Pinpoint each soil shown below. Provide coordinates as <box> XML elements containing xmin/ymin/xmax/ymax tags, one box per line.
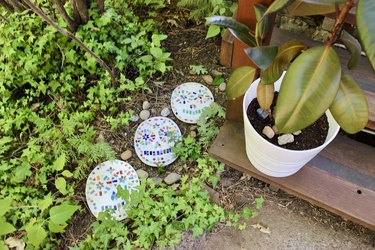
<box><xmin>247</xmin><ymin>93</ymin><xmax>329</xmax><ymax>150</ymax></box>
<box><xmin>62</xmin><ymin>1</ymin><xmax>375</xmax><ymax>249</ymax></box>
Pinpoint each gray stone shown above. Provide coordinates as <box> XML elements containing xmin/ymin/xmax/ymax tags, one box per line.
<box><xmin>96</xmin><ymin>132</ymin><xmax>106</xmax><ymax>143</ymax></box>
<box><xmin>142</xmin><ymin>101</ymin><xmax>151</xmax><ymax>110</ymax></box>
<box><xmin>189</xmin><ymin>130</ymin><xmax>197</xmax><ymax>138</ymax></box>
<box><xmin>161</xmin><ymin>107</ymin><xmax>171</xmax><ymax>117</ymax></box>
<box><xmin>130</xmin><ymin>115</ymin><xmax>139</xmax><ymax>122</ymax></box>
<box><xmin>120</xmin><ymin>150</ymin><xmax>132</xmax><ymax>161</ymax></box>
<box><xmin>202</xmin><ymin>75</ymin><xmax>213</xmax><ymax>85</ymax></box>
<box><xmin>151</xmin><ymin>177</ymin><xmax>162</xmax><ymax>186</ymax></box>
<box><xmin>171</xmin><ymin>183</ymin><xmax>180</xmax><ymax>190</ymax></box>
<box><xmin>278</xmin><ymin>134</ymin><xmax>294</xmax><ymax>146</ymax></box>
<box><xmin>257</xmin><ymin>108</ymin><xmax>269</xmax><ymax>119</ymax></box>
<box><xmin>164</xmin><ymin>172</ymin><xmax>181</xmax><ymax>185</ymax></box>
<box><xmin>150</xmin><ymin>108</ymin><xmax>156</xmax><ymax>114</ymax></box>
<box><xmin>211</xmin><ymin>69</ymin><xmax>223</xmax><ymax>76</ymax></box>
<box><xmin>293</xmin><ymin>130</ymin><xmax>302</xmax><ymax>136</ymax></box>
<box><xmin>262</xmin><ymin>126</ymin><xmax>275</xmax><ymax>139</ymax></box>
<box><xmin>218</xmin><ymin>82</ymin><xmax>226</xmax><ymax>92</ymax></box>
<box><xmin>136</xmin><ymin>169</ymin><xmax>149</xmax><ymax>179</ymax></box>
<box><xmin>139</xmin><ymin>110</ymin><xmax>151</xmax><ymax>120</ymax></box>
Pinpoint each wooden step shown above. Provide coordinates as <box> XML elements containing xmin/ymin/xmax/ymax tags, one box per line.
<box><xmin>209</xmin><ymin>120</ymin><xmax>375</xmax><ymax>231</ymax></box>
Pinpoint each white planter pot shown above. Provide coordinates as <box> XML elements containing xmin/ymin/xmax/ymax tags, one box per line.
<box><xmin>243</xmin><ymin>72</ymin><xmax>340</xmax><ymax>177</ymax></box>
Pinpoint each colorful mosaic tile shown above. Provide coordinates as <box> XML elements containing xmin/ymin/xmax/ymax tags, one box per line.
<box><xmin>134</xmin><ymin>117</ymin><xmax>182</xmax><ymax>167</ymax></box>
<box><xmin>171</xmin><ymin>82</ymin><xmax>214</xmax><ymax>123</ymax></box>
<box><xmin>85</xmin><ymin>160</ymin><xmax>140</xmax><ymax>220</ymax></box>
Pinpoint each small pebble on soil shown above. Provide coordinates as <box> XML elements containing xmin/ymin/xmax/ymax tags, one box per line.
<box><xmin>278</xmin><ymin>134</ymin><xmax>294</xmax><ymax>145</ymax></box>
<box><xmin>120</xmin><ymin>150</ymin><xmax>132</xmax><ymax>160</ymax></box>
<box><xmin>202</xmin><ymin>75</ymin><xmax>213</xmax><ymax>85</ymax></box>
<box><xmin>151</xmin><ymin>177</ymin><xmax>162</xmax><ymax>186</ymax></box>
<box><xmin>262</xmin><ymin>126</ymin><xmax>275</xmax><ymax>139</ymax></box>
<box><xmin>218</xmin><ymin>82</ymin><xmax>226</xmax><ymax>92</ymax></box>
<box><xmin>293</xmin><ymin>130</ymin><xmax>302</xmax><ymax>135</ymax></box>
<box><xmin>130</xmin><ymin>114</ymin><xmax>139</xmax><ymax>122</ymax></box>
<box><xmin>161</xmin><ymin>107</ymin><xmax>171</xmax><ymax>117</ymax></box>
<box><xmin>189</xmin><ymin>130</ymin><xmax>197</xmax><ymax>138</ymax></box>
<box><xmin>139</xmin><ymin>110</ymin><xmax>151</xmax><ymax>120</ymax></box>
<box><xmin>164</xmin><ymin>172</ymin><xmax>181</xmax><ymax>185</ymax></box>
<box><xmin>142</xmin><ymin>101</ymin><xmax>151</xmax><ymax>110</ymax></box>
<box><xmin>257</xmin><ymin>108</ymin><xmax>269</xmax><ymax>119</ymax></box>
<box><xmin>136</xmin><ymin>169</ymin><xmax>149</xmax><ymax>179</ymax></box>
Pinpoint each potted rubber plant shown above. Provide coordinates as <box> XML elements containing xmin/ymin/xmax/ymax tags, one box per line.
<box><xmin>207</xmin><ymin>0</ymin><xmax>372</xmax><ymax>177</ymax></box>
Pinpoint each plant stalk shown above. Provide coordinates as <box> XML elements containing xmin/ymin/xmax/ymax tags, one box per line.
<box><xmin>327</xmin><ymin>0</ymin><xmax>354</xmax><ymax>46</ymax></box>
<box><xmin>22</xmin><ymin>0</ymin><xmax>114</xmax><ymax>80</ymax></box>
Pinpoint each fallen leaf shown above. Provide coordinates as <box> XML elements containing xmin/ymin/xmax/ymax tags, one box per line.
<box><xmin>5</xmin><ymin>237</ymin><xmax>25</xmax><ymax>250</ymax></box>
<box><xmin>251</xmin><ymin>223</ymin><xmax>271</xmax><ymax>234</ymax></box>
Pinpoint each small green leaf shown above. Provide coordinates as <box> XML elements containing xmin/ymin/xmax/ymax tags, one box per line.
<box><xmin>255</xmin><ymin>196</ymin><xmax>264</xmax><ymax>209</ymax></box>
<box><xmin>55</xmin><ymin>177</ymin><xmax>67</xmax><ymax>195</ymax></box>
<box><xmin>275</xmin><ymin>46</ymin><xmax>341</xmax><ymax>133</ymax></box>
<box><xmin>192</xmin><ymin>226</ymin><xmax>204</xmax><ymax>236</ymax></box>
<box><xmin>264</xmin><ymin>0</ymin><xmax>293</xmax><ymax>16</ymax></box>
<box><xmin>48</xmin><ymin>220</ymin><xmax>67</xmax><ymax>233</ymax></box>
<box><xmin>340</xmin><ymin>30</ymin><xmax>361</xmax><ymax>70</ymax></box>
<box><xmin>0</xmin><ymin>240</ymin><xmax>8</xmax><ymax>250</ymax></box>
<box><xmin>49</xmin><ymin>202</ymin><xmax>80</xmax><ymax>225</ymax></box>
<box><xmin>0</xmin><ymin>220</ymin><xmax>16</xmax><ymax>236</ymax></box>
<box><xmin>61</xmin><ymin>170</ymin><xmax>73</xmax><ymax>178</ymax></box>
<box><xmin>0</xmin><ymin>198</ymin><xmax>12</xmax><ymax>217</ymax></box>
<box><xmin>330</xmin><ymin>74</ymin><xmax>369</xmax><ymax>134</ymax></box>
<box><xmin>244</xmin><ymin>46</ymin><xmax>278</xmax><ymax>69</ymax></box>
<box><xmin>206</xmin><ymin>25</ymin><xmax>221</xmax><ymax>39</ymax></box>
<box><xmin>38</xmin><ymin>194</ymin><xmax>53</xmax><ymax>212</ymax></box>
<box><xmin>26</xmin><ymin>224</ymin><xmax>47</xmax><ymax>248</ymax></box>
<box><xmin>150</xmin><ymin>47</ymin><xmax>163</xmax><ymax>58</ymax></box>
<box><xmin>226</xmin><ymin>66</ymin><xmax>256</xmax><ymax>100</ymax></box>
<box><xmin>53</xmin><ymin>153</ymin><xmax>66</xmax><ymax>171</ymax></box>
<box><xmin>357</xmin><ymin>0</ymin><xmax>375</xmax><ymax>71</ymax></box>
<box><xmin>261</xmin><ymin>40</ymin><xmax>305</xmax><ymax>84</ymax></box>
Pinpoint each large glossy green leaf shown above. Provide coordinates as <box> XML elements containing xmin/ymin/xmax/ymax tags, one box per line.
<box><xmin>340</xmin><ymin>30</ymin><xmax>362</xmax><ymax>70</ymax></box>
<box><xmin>206</xmin><ymin>16</ymin><xmax>256</xmax><ymax>46</ymax></box>
<box><xmin>264</xmin><ymin>0</ymin><xmax>293</xmax><ymax>16</ymax></box>
<box><xmin>274</xmin><ymin>46</ymin><xmax>341</xmax><ymax>133</ymax></box>
<box><xmin>330</xmin><ymin>74</ymin><xmax>369</xmax><ymax>134</ymax></box>
<box><xmin>357</xmin><ymin>0</ymin><xmax>375</xmax><ymax>71</ymax></box>
<box><xmin>257</xmin><ymin>82</ymin><xmax>275</xmax><ymax>110</ymax></box>
<box><xmin>303</xmin><ymin>0</ymin><xmax>346</xmax><ymax>3</ymax></box>
<box><xmin>226</xmin><ymin>66</ymin><xmax>256</xmax><ymax>100</ymax></box>
<box><xmin>261</xmin><ymin>40</ymin><xmax>305</xmax><ymax>84</ymax></box>
<box><xmin>254</xmin><ymin>4</ymin><xmax>273</xmax><ymax>42</ymax></box>
<box><xmin>244</xmin><ymin>46</ymin><xmax>278</xmax><ymax>69</ymax></box>
<box><xmin>286</xmin><ymin>1</ymin><xmax>339</xmax><ymax>16</ymax></box>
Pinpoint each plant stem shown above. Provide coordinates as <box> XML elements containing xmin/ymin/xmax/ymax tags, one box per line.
<box><xmin>22</xmin><ymin>0</ymin><xmax>114</xmax><ymax>80</ymax></box>
<box><xmin>327</xmin><ymin>0</ymin><xmax>354</xmax><ymax>46</ymax></box>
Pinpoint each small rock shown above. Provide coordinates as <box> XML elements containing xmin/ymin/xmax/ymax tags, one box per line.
<box><xmin>190</xmin><ymin>125</ymin><xmax>198</xmax><ymax>131</ymax></box>
<box><xmin>202</xmin><ymin>75</ymin><xmax>213</xmax><ymax>85</ymax></box>
<box><xmin>189</xmin><ymin>131</ymin><xmax>197</xmax><ymax>138</ymax></box>
<box><xmin>139</xmin><ymin>110</ymin><xmax>151</xmax><ymax>120</ymax></box>
<box><xmin>136</xmin><ymin>169</ymin><xmax>149</xmax><ymax>179</ymax></box>
<box><xmin>161</xmin><ymin>107</ymin><xmax>171</xmax><ymax>117</ymax></box>
<box><xmin>278</xmin><ymin>134</ymin><xmax>294</xmax><ymax>146</ymax></box>
<box><xmin>150</xmin><ymin>108</ymin><xmax>156</xmax><ymax>114</ymax></box>
<box><xmin>153</xmin><ymin>81</ymin><xmax>165</xmax><ymax>86</ymax></box>
<box><xmin>262</xmin><ymin>126</ymin><xmax>275</xmax><ymax>139</ymax></box>
<box><xmin>120</xmin><ymin>150</ymin><xmax>132</xmax><ymax>161</ymax></box>
<box><xmin>164</xmin><ymin>172</ymin><xmax>181</xmax><ymax>185</ymax></box>
<box><xmin>293</xmin><ymin>130</ymin><xmax>302</xmax><ymax>136</ymax></box>
<box><xmin>272</xmin><ymin>125</ymin><xmax>279</xmax><ymax>134</ymax></box>
<box><xmin>110</xmin><ymin>140</ymin><xmax>115</xmax><ymax>144</ymax></box>
<box><xmin>171</xmin><ymin>183</ymin><xmax>180</xmax><ymax>190</ymax></box>
<box><xmin>189</xmin><ymin>69</ymin><xmax>196</xmax><ymax>75</ymax></box>
<box><xmin>151</xmin><ymin>177</ymin><xmax>162</xmax><ymax>186</ymax></box>
<box><xmin>142</xmin><ymin>101</ymin><xmax>151</xmax><ymax>110</ymax></box>
<box><xmin>257</xmin><ymin>108</ymin><xmax>269</xmax><ymax>119</ymax></box>
<box><xmin>211</xmin><ymin>69</ymin><xmax>223</xmax><ymax>76</ymax></box>
<box><xmin>130</xmin><ymin>115</ymin><xmax>139</xmax><ymax>122</ymax></box>
<box><xmin>96</xmin><ymin>132</ymin><xmax>106</xmax><ymax>143</ymax></box>
<box><xmin>218</xmin><ymin>82</ymin><xmax>226</xmax><ymax>92</ymax></box>
<box><xmin>202</xmin><ymin>184</ymin><xmax>221</xmax><ymax>205</ymax></box>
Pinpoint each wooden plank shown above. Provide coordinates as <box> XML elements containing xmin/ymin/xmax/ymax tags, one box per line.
<box><xmin>209</xmin><ymin>121</ymin><xmax>375</xmax><ymax>231</ymax></box>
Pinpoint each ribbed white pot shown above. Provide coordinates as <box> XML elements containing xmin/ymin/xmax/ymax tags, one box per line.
<box><xmin>243</xmin><ymin>73</ymin><xmax>340</xmax><ymax>177</ymax></box>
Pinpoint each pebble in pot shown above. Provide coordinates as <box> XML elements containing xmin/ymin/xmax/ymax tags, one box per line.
<box><xmin>262</xmin><ymin>126</ymin><xmax>275</xmax><ymax>139</ymax></box>
<box><xmin>278</xmin><ymin>134</ymin><xmax>294</xmax><ymax>146</ymax></box>
<box><xmin>257</xmin><ymin>108</ymin><xmax>269</xmax><ymax>119</ymax></box>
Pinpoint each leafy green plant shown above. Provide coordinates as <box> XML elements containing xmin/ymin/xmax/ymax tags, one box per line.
<box><xmin>207</xmin><ymin>0</ymin><xmax>370</xmax><ymax>134</ymax></box>
<box><xmin>189</xmin><ymin>64</ymin><xmax>209</xmax><ymax>75</ymax></box>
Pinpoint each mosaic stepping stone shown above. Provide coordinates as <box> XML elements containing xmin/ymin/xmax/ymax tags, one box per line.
<box><xmin>134</xmin><ymin>117</ymin><xmax>182</xmax><ymax>167</ymax></box>
<box><xmin>85</xmin><ymin>160</ymin><xmax>140</xmax><ymax>220</ymax></box>
<box><xmin>171</xmin><ymin>82</ymin><xmax>214</xmax><ymax>124</ymax></box>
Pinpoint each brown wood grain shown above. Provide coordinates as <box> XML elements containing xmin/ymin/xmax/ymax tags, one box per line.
<box><xmin>209</xmin><ymin>121</ymin><xmax>375</xmax><ymax>231</ymax></box>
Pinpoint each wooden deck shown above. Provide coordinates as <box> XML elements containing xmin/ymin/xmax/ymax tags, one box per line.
<box><xmin>209</xmin><ymin>121</ymin><xmax>375</xmax><ymax>231</ymax></box>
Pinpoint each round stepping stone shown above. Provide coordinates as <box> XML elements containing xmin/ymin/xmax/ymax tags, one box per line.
<box><xmin>134</xmin><ymin>117</ymin><xmax>182</xmax><ymax>167</ymax></box>
<box><xmin>85</xmin><ymin>160</ymin><xmax>140</xmax><ymax>220</ymax></box>
<box><xmin>171</xmin><ymin>82</ymin><xmax>214</xmax><ymax>124</ymax></box>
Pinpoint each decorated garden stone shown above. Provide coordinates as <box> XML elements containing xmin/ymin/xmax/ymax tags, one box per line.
<box><xmin>85</xmin><ymin>160</ymin><xmax>140</xmax><ymax>220</ymax></box>
<box><xmin>171</xmin><ymin>82</ymin><xmax>214</xmax><ymax>124</ymax></box>
<box><xmin>134</xmin><ymin>117</ymin><xmax>182</xmax><ymax>167</ymax></box>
